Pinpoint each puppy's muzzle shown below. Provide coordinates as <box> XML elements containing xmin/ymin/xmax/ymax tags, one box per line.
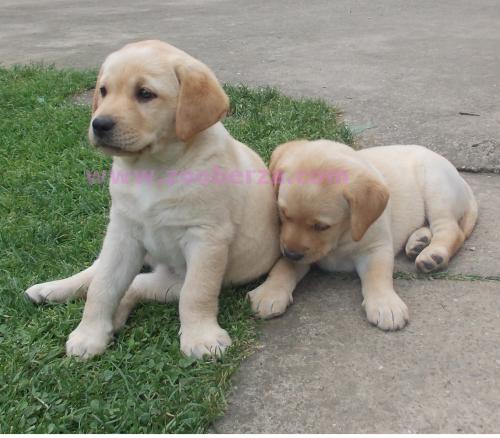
<box><xmin>283</xmin><ymin>248</ymin><xmax>304</xmax><ymax>261</ymax></box>
<box><xmin>92</xmin><ymin>116</ymin><xmax>116</xmax><ymax>138</ymax></box>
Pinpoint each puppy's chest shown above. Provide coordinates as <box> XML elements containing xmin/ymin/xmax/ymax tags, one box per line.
<box><xmin>317</xmin><ymin>244</ymin><xmax>357</xmax><ymax>272</ymax></box>
<box><xmin>139</xmin><ymin>210</ymin><xmax>187</xmax><ymax>271</ymax></box>
<box><xmin>112</xmin><ymin>185</ymin><xmax>191</xmax><ymax>270</ymax></box>
<box><xmin>142</xmin><ymin>225</ymin><xmax>186</xmax><ymax>271</ymax></box>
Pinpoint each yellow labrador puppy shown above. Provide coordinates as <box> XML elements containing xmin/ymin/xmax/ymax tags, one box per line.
<box><xmin>248</xmin><ymin>140</ymin><xmax>477</xmax><ymax>330</ymax></box>
<box><xmin>25</xmin><ymin>40</ymin><xmax>280</xmax><ymax>359</ymax></box>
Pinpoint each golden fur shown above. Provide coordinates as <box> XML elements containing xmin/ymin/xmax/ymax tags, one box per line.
<box><xmin>26</xmin><ymin>40</ymin><xmax>280</xmax><ymax>359</ymax></box>
<box><xmin>249</xmin><ymin>139</ymin><xmax>477</xmax><ymax>330</ymax></box>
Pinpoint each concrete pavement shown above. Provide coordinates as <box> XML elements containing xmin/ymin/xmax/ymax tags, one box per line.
<box><xmin>1</xmin><ymin>0</ymin><xmax>499</xmax><ymax>171</ymax></box>
<box><xmin>2</xmin><ymin>0</ymin><xmax>499</xmax><ymax>433</ymax></box>
<box><xmin>215</xmin><ymin>277</ymin><xmax>500</xmax><ymax>433</ymax></box>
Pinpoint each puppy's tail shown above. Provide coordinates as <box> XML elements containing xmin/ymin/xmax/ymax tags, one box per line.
<box><xmin>459</xmin><ymin>179</ymin><xmax>478</xmax><ymax>239</ymax></box>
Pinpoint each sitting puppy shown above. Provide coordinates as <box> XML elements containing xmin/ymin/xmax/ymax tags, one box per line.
<box><xmin>249</xmin><ymin>140</ymin><xmax>477</xmax><ymax>330</ymax></box>
<box><xmin>25</xmin><ymin>40</ymin><xmax>280</xmax><ymax>359</ymax></box>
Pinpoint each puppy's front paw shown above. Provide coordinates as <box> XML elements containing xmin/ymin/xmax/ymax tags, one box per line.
<box><xmin>363</xmin><ymin>292</ymin><xmax>409</xmax><ymax>331</ymax></box>
<box><xmin>66</xmin><ymin>325</ymin><xmax>112</xmax><ymax>360</ymax></box>
<box><xmin>180</xmin><ymin>324</ymin><xmax>232</xmax><ymax>359</ymax></box>
<box><xmin>25</xmin><ymin>280</ymin><xmax>78</xmax><ymax>304</ymax></box>
<box><xmin>247</xmin><ymin>284</ymin><xmax>292</xmax><ymax>319</ymax></box>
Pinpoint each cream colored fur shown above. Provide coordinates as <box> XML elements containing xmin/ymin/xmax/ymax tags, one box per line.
<box><xmin>25</xmin><ymin>40</ymin><xmax>280</xmax><ymax>359</ymax></box>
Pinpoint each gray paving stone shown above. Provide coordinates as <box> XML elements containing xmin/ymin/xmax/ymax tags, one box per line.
<box><xmin>215</xmin><ymin>274</ymin><xmax>500</xmax><ymax>433</ymax></box>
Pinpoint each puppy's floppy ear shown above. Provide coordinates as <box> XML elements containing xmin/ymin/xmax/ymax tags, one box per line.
<box><xmin>343</xmin><ymin>173</ymin><xmax>390</xmax><ymax>241</ymax></box>
<box><xmin>269</xmin><ymin>140</ymin><xmax>306</xmax><ymax>195</ymax></box>
<box><xmin>269</xmin><ymin>143</ymin><xmax>288</xmax><ymax>195</ymax></box>
<box><xmin>92</xmin><ymin>68</ymin><xmax>103</xmax><ymax>114</ymax></box>
<box><xmin>174</xmin><ymin>62</ymin><xmax>229</xmax><ymax>142</ymax></box>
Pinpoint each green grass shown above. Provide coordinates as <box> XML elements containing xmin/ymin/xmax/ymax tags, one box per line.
<box><xmin>0</xmin><ymin>65</ymin><xmax>353</xmax><ymax>433</ymax></box>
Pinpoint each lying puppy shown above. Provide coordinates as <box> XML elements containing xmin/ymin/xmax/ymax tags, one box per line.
<box><xmin>25</xmin><ymin>40</ymin><xmax>280</xmax><ymax>359</ymax></box>
<box><xmin>249</xmin><ymin>140</ymin><xmax>477</xmax><ymax>329</ymax></box>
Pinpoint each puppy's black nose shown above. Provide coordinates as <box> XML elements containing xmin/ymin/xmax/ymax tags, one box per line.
<box><xmin>283</xmin><ymin>248</ymin><xmax>304</xmax><ymax>261</ymax></box>
<box><xmin>92</xmin><ymin>116</ymin><xmax>116</xmax><ymax>136</ymax></box>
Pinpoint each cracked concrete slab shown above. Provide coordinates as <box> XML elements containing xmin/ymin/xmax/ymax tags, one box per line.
<box><xmin>1</xmin><ymin>0</ymin><xmax>499</xmax><ymax>171</ymax></box>
<box><xmin>395</xmin><ymin>173</ymin><xmax>500</xmax><ymax>278</ymax></box>
<box><xmin>215</xmin><ymin>274</ymin><xmax>500</xmax><ymax>433</ymax></box>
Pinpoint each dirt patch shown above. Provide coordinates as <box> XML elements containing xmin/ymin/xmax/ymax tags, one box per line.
<box><xmin>72</xmin><ymin>89</ymin><xmax>94</xmax><ymax>106</ymax></box>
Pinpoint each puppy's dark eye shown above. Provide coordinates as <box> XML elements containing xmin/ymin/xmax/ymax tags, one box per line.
<box><xmin>137</xmin><ymin>88</ymin><xmax>156</xmax><ymax>101</ymax></box>
<box><xmin>313</xmin><ymin>223</ymin><xmax>331</xmax><ymax>232</ymax></box>
<box><xmin>100</xmin><ymin>86</ymin><xmax>107</xmax><ymax>97</ymax></box>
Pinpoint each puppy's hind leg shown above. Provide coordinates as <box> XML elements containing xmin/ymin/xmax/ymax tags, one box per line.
<box><xmin>405</xmin><ymin>227</ymin><xmax>432</xmax><ymax>260</ymax></box>
<box><xmin>113</xmin><ymin>265</ymin><xmax>183</xmax><ymax>331</ymax></box>
<box><xmin>415</xmin><ymin>219</ymin><xmax>464</xmax><ymax>273</ymax></box>
<box><xmin>25</xmin><ymin>260</ymin><xmax>98</xmax><ymax>304</ymax></box>
<box><xmin>415</xmin><ymin>161</ymin><xmax>477</xmax><ymax>274</ymax></box>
